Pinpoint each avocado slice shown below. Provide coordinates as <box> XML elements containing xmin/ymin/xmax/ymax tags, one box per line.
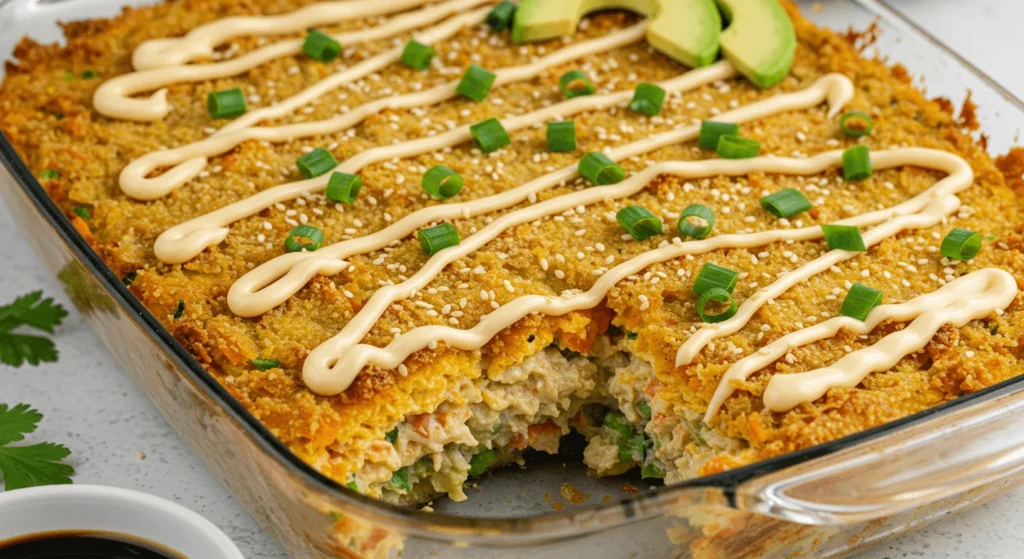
<box><xmin>715</xmin><ymin>0</ymin><xmax>796</xmax><ymax>88</ymax></box>
<box><xmin>513</xmin><ymin>0</ymin><xmax>722</xmax><ymax>69</ymax></box>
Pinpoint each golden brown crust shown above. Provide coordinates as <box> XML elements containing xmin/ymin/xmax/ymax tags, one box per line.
<box><xmin>3</xmin><ymin>0</ymin><xmax>1023</xmax><ymax>483</ymax></box>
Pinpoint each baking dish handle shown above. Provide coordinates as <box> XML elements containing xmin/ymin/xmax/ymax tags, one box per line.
<box><xmin>731</xmin><ymin>382</ymin><xmax>1024</xmax><ymax>525</ymax></box>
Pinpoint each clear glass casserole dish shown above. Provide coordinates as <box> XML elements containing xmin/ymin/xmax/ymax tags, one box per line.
<box><xmin>2</xmin><ymin>0</ymin><xmax>1024</xmax><ymax>557</ymax></box>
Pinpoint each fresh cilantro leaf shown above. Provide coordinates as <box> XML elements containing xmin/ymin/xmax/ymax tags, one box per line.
<box><xmin>0</xmin><ymin>403</ymin><xmax>41</xmax><ymax>445</ymax></box>
<box><xmin>0</xmin><ymin>291</ymin><xmax>68</xmax><ymax>333</ymax></box>
<box><xmin>0</xmin><ymin>292</ymin><xmax>67</xmax><ymax>368</ymax></box>
<box><xmin>0</xmin><ymin>404</ymin><xmax>75</xmax><ymax>490</ymax></box>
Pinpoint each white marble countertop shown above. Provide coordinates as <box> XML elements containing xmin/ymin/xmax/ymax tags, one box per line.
<box><xmin>3</xmin><ymin>1</ymin><xmax>1024</xmax><ymax>558</ymax></box>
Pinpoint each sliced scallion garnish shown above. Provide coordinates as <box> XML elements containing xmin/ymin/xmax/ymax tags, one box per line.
<box><xmin>486</xmin><ymin>1</ymin><xmax>517</xmax><ymax>30</ymax></box>
<box><xmin>628</xmin><ymin>82</ymin><xmax>666</xmax><ymax>116</ymax></box>
<box><xmin>842</xmin><ymin>145</ymin><xmax>872</xmax><ymax>181</ymax></box>
<box><xmin>637</xmin><ymin>401</ymin><xmax>652</xmax><ymax>419</ymax></box>
<box><xmin>616</xmin><ymin>205</ymin><xmax>663</xmax><ymax>241</ymax></box>
<box><xmin>302</xmin><ymin>30</ymin><xmax>341</xmax><ymax>62</ymax></box>
<box><xmin>284</xmin><ymin>225</ymin><xmax>325</xmax><ymax>253</ymax></box>
<box><xmin>839</xmin><ymin>111</ymin><xmax>874</xmax><ymax>137</ymax></box>
<box><xmin>417</xmin><ymin>223</ymin><xmax>461</xmax><ymax>255</ymax></box>
<box><xmin>207</xmin><ymin>88</ymin><xmax>247</xmax><ymax>119</ymax></box>
<box><xmin>579</xmin><ymin>151</ymin><xmax>624</xmax><ymax>185</ymax></box>
<box><xmin>251</xmin><ymin>358</ymin><xmax>280</xmax><ymax>371</ymax></box>
<box><xmin>546</xmin><ymin>121</ymin><xmax>576</xmax><ymax>152</ymax></box>
<box><xmin>839</xmin><ymin>283</ymin><xmax>883</xmax><ymax>321</ymax></box>
<box><xmin>39</xmin><ymin>169</ymin><xmax>59</xmax><ymax>180</ymax></box>
<box><xmin>422</xmin><ymin>165</ymin><xmax>464</xmax><ymax>200</ymax></box>
<box><xmin>456</xmin><ymin>64</ymin><xmax>496</xmax><ymax>102</ymax></box>
<box><xmin>326</xmin><ymin>172</ymin><xmax>362</xmax><ymax>204</ymax></box>
<box><xmin>760</xmin><ymin>188</ymin><xmax>811</xmax><ymax>218</ymax></box>
<box><xmin>173</xmin><ymin>300</ymin><xmax>184</xmax><ymax>320</ymax></box>
<box><xmin>698</xmin><ymin>120</ymin><xmax>739</xmax><ymax>149</ymax></box>
<box><xmin>296</xmin><ymin>147</ymin><xmax>338</xmax><ymax>179</ymax></box>
<box><xmin>696</xmin><ymin>287</ymin><xmax>738</xmax><ymax>323</ymax></box>
<box><xmin>81</xmin><ymin>70</ymin><xmax>100</xmax><ymax>79</ymax></box>
<box><xmin>72</xmin><ymin>207</ymin><xmax>90</xmax><ymax>219</ymax></box>
<box><xmin>121</xmin><ymin>271</ymin><xmax>137</xmax><ymax>287</ymax></box>
<box><xmin>385</xmin><ymin>427</ymin><xmax>399</xmax><ymax>444</ymax></box>
<box><xmin>941</xmin><ymin>228</ymin><xmax>983</xmax><ymax>261</ymax></box>
<box><xmin>469</xmin><ymin>118</ymin><xmax>511</xmax><ymax>153</ymax></box>
<box><xmin>387</xmin><ymin>467</ymin><xmax>411</xmax><ymax>492</ymax></box>
<box><xmin>822</xmin><ymin>224</ymin><xmax>866</xmax><ymax>252</ymax></box>
<box><xmin>692</xmin><ymin>263</ymin><xmax>738</xmax><ymax>295</ymax></box>
<box><xmin>677</xmin><ymin>204</ymin><xmax>715</xmax><ymax>239</ymax></box>
<box><xmin>716</xmin><ymin>134</ymin><xmax>761</xmax><ymax>159</ymax></box>
<box><xmin>401</xmin><ymin>41</ymin><xmax>436</xmax><ymax>70</ymax></box>
<box><xmin>559</xmin><ymin>70</ymin><xmax>595</xmax><ymax>98</ymax></box>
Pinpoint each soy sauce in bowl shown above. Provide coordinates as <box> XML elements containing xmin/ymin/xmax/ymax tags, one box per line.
<box><xmin>0</xmin><ymin>530</ymin><xmax>185</xmax><ymax>558</ymax></box>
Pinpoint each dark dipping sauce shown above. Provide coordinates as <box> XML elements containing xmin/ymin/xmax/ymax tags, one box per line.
<box><xmin>0</xmin><ymin>531</ymin><xmax>186</xmax><ymax>559</ymax></box>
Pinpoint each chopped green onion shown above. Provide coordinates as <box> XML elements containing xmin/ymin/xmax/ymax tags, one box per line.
<box><xmin>842</xmin><ymin>145</ymin><xmax>872</xmax><ymax>181</ymax></box>
<box><xmin>252</xmin><ymin>358</ymin><xmax>279</xmax><ymax>371</ymax></box>
<box><xmin>637</xmin><ymin>401</ymin><xmax>652</xmax><ymax>420</ymax></box>
<box><xmin>284</xmin><ymin>225</ymin><xmax>325</xmax><ymax>253</ymax></box>
<box><xmin>579</xmin><ymin>151</ymin><xmax>624</xmax><ymax>185</ymax></box>
<box><xmin>39</xmin><ymin>169</ymin><xmax>59</xmax><ymax>180</ymax></box>
<box><xmin>626</xmin><ymin>332</ymin><xmax>638</xmax><ymax>340</ymax></box>
<box><xmin>345</xmin><ymin>481</ymin><xmax>358</xmax><ymax>493</ymax></box>
<box><xmin>839</xmin><ymin>283</ymin><xmax>883</xmax><ymax>321</ymax></box>
<box><xmin>617</xmin><ymin>205</ymin><xmax>662</xmax><ymax>241</ymax></box>
<box><xmin>401</xmin><ymin>41</ymin><xmax>435</xmax><ymax>70</ymax></box>
<box><xmin>699</xmin><ymin>121</ymin><xmax>739</xmax><ymax>149</ymax></box>
<box><xmin>692</xmin><ymin>263</ymin><xmax>738</xmax><ymax>295</ymax></box>
<box><xmin>641</xmin><ymin>461</ymin><xmax>665</xmax><ymax>480</ymax></box>
<box><xmin>121</xmin><ymin>271</ymin><xmax>137</xmax><ymax>287</ymax></box>
<box><xmin>326</xmin><ymin>172</ymin><xmax>362</xmax><ymax>204</ymax></box>
<box><xmin>628</xmin><ymin>83</ymin><xmax>666</xmax><ymax>116</ymax></box>
<box><xmin>385</xmin><ymin>427</ymin><xmax>399</xmax><ymax>444</ymax></box>
<box><xmin>387</xmin><ymin>467</ymin><xmax>411</xmax><ymax>492</ymax></box>
<box><xmin>296</xmin><ymin>147</ymin><xmax>338</xmax><ymax>178</ymax></box>
<box><xmin>760</xmin><ymin>189</ymin><xmax>811</xmax><ymax>218</ymax></box>
<box><xmin>559</xmin><ymin>70</ymin><xmax>595</xmax><ymax>98</ymax></box>
<box><xmin>603</xmin><ymin>411</ymin><xmax>633</xmax><ymax>439</ymax></box>
<box><xmin>72</xmin><ymin>207</ymin><xmax>90</xmax><ymax>219</ymax></box>
<box><xmin>422</xmin><ymin>165</ymin><xmax>464</xmax><ymax>200</ymax></box>
<box><xmin>677</xmin><ymin>204</ymin><xmax>715</xmax><ymax>239</ymax></box>
<box><xmin>62</xmin><ymin>72</ymin><xmax>75</xmax><ymax>81</ymax></box>
<box><xmin>469</xmin><ymin>117</ymin><xmax>511</xmax><ymax>153</ymax></box>
<box><xmin>206</xmin><ymin>88</ymin><xmax>247</xmax><ymax>119</ymax></box>
<box><xmin>696</xmin><ymin>287</ymin><xmax>738</xmax><ymax>324</ymax></box>
<box><xmin>486</xmin><ymin>1</ymin><xmax>517</xmax><ymax>30</ymax></box>
<box><xmin>173</xmin><ymin>300</ymin><xmax>184</xmax><ymax>320</ymax></box>
<box><xmin>716</xmin><ymin>134</ymin><xmax>761</xmax><ymax>159</ymax></box>
<box><xmin>839</xmin><ymin>111</ymin><xmax>874</xmax><ymax>137</ymax></box>
<box><xmin>468</xmin><ymin>448</ymin><xmax>496</xmax><ymax>476</ymax></box>
<box><xmin>546</xmin><ymin>121</ymin><xmax>576</xmax><ymax>152</ymax></box>
<box><xmin>417</xmin><ymin>223</ymin><xmax>460</xmax><ymax>255</ymax></box>
<box><xmin>81</xmin><ymin>70</ymin><xmax>100</xmax><ymax>79</ymax></box>
<box><xmin>941</xmin><ymin>228</ymin><xmax>983</xmax><ymax>261</ymax></box>
<box><xmin>302</xmin><ymin>30</ymin><xmax>341</xmax><ymax>62</ymax></box>
<box><xmin>456</xmin><ymin>64</ymin><xmax>496</xmax><ymax>102</ymax></box>
<box><xmin>821</xmin><ymin>224</ymin><xmax>866</xmax><ymax>252</ymax></box>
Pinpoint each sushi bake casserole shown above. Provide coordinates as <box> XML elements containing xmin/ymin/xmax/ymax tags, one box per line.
<box><xmin>2</xmin><ymin>0</ymin><xmax>1024</xmax><ymax>507</ymax></box>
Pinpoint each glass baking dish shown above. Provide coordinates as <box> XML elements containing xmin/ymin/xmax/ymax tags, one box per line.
<box><xmin>2</xmin><ymin>0</ymin><xmax>1024</xmax><ymax>557</ymax></box>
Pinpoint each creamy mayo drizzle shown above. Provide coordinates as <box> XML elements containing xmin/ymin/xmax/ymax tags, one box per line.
<box><xmin>705</xmin><ymin>268</ymin><xmax>1017</xmax><ymax>420</ymax></box>
<box><xmin>95</xmin><ymin>0</ymin><xmax>492</xmax><ymax>121</ymax></box>
<box><xmin>153</xmin><ymin>61</ymin><xmax>744</xmax><ymax>265</ymax></box>
<box><xmin>228</xmin><ymin>73</ymin><xmax>852</xmax><ymax>317</ymax></box>
<box><xmin>674</xmin><ymin>149</ymin><xmax>973</xmax><ymax>369</ymax></box>
<box><xmin>131</xmin><ymin>0</ymin><xmax>449</xmax><ymax>70</ymax></box>
<box><xmin>118</xmin><ymin>23</ymin><xmax>649</xmax><ymax>199</ymax></box>
<box><xmin>101</xmin><ymin>2</ymin><xmax>992</xmax><ymax>414</ymax></box>
<box><xmin>299</xmin><ymin>145</ymin><xmax>976</xmax><ymax>397</ymax></box>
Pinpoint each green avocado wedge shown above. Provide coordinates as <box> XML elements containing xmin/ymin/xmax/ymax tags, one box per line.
<box><xmin>512</xmin><ymin>0</ymin><xmax>723</xmax><ymax>69</ymax></box>
<box><xmin>715</xmin><ymin>0</ymin><xmax>796</xmax><ymax>88</ymax></box>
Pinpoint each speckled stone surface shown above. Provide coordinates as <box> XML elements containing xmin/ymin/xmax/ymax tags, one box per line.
<box><xmin>3</xmin><ymin>1</ymin><xmax>1024</xmax><ymax>558</ymax></box>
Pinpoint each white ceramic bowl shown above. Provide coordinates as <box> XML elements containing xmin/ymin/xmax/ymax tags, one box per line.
<box><xmin>0</xmin><ymin>485</ymin><xmax>244</xmax><ymax>558</ymax></box>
